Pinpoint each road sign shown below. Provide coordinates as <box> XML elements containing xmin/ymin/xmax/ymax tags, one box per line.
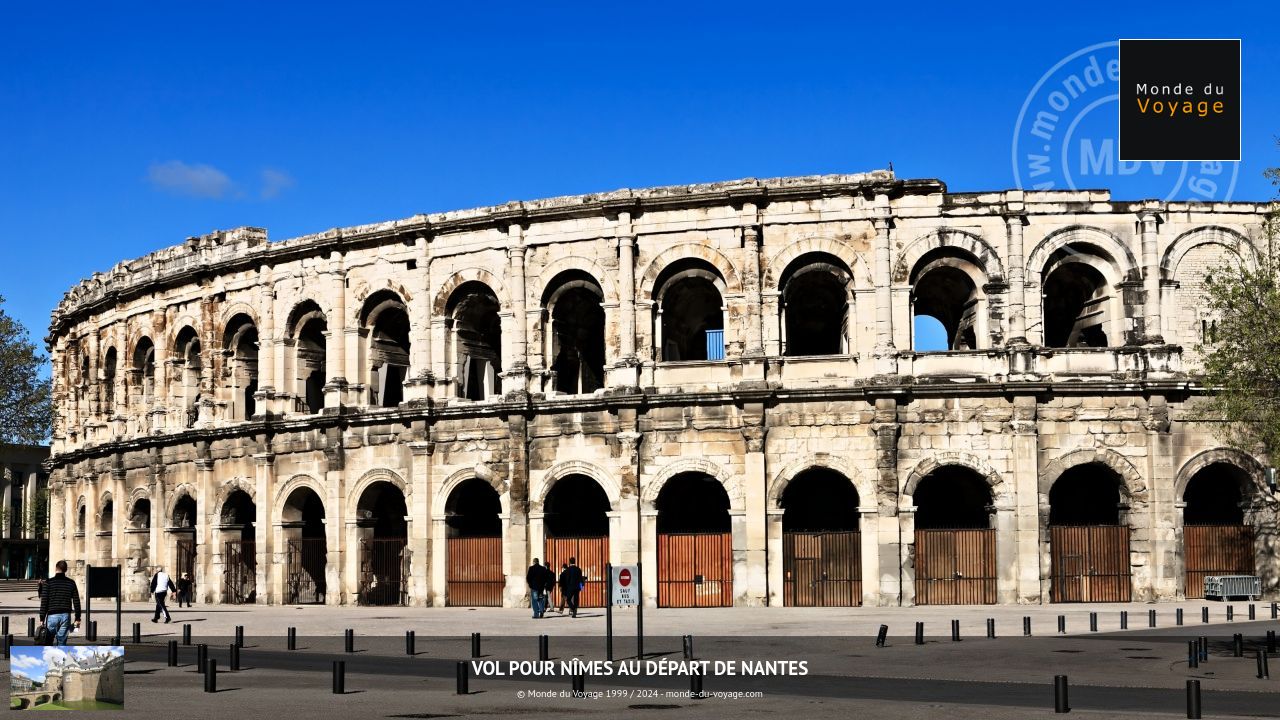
<box><xmin>612</xmin><ymin>564</ymin><xmax>639</xmax><ymax>606</ymax></box>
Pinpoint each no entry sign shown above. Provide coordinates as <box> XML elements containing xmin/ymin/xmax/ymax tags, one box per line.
<box><xmin>611</xmin><ymin>564</ymin><xmax>639</xmax><ymax>606</ymax></box>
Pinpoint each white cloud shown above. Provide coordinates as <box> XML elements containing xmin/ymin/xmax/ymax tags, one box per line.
<box><xmin>260</xmin><ymin>167</ymin><xmax>295</xmax><ymax>199</ymax></box>
<box><xmin>147</xmin><ymin>160</ymin><xmax>235</xmax><ymax>199</ymax></box>
<box><xmin>9</xmin><ymin>653</ymin><xmax>41</xmax><ymax>670</ymax></box>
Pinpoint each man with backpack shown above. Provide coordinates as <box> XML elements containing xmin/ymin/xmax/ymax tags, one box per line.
<box><xmin>150</xmin><ymin>566</ymin><xmax>178</xmax><ymax>623</ymax></box>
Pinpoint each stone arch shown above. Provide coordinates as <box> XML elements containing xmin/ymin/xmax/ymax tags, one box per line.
<box><xmin>165</xmin><ymin>483</ymin><xmax>198</xmax><ymax>526</ymax></box>
<box><xmin>902</xmin><ymin>452</ymin><xmax>1012</xmax><ymax>507</ymax></box>
<box><xmin>432</xmin><ymin>267</ymin><xmax>508</xmax><ymax>314</ymax></box>
<box><xmin>168</xmin><ymin>318</ymin><xmax>202</xmax><ymax>355</ymax></box>
<box><xmin>893</xmin><ymin>228</ymin><xmax>1006</xmax><ymax>284</ymax></box>
<box><xmin>768</xmin><ymin>454</ymin><xmax>874</xmax><ymax>509</ymax></box>
<box><xmin>217</xmin><ymin>302</ymin><xmax>260</xmax><ymax>330</ymax></box>
<box><xmin>348</xmin><ymin>468</ymin><xmax>411</xmax><ymax>512</ymax></box>
<box><xmin>641</xmin><ymin>457</ymin><xmax>743</xmax><ymax>510</ymax></box>
<box><xmin>638</xmin><ymin>243</ymin><xmax>743</xmax><ymax>299</ymax></box>
<box><xmin>212</xmin><ymin>478</ymin><xmax>257</xmax><ymax>524</ymax></box>
<box><xmin>274</xmin><ymin>473</ymin><xmax>328</xmax><ymax>515</ymax></box>
<box><xmin>1174</xmin><ymin>447</ymin><xmax>1268</xmax><ymax>499</ymax></box>
<box><xmin>535</xmin><ymin>460</ymin><xmax>621</xmax><ymax>512</ymax></box>
<box><xmin>437</xmin><ymin>465</ymin><xmax>507</xmax><ymax>506</ymax></box>
<box><xmin>537</xmin><ymin>255</ymin><xmax>619</xmax><ymax>305</ymax></box>
<box><xmin>350</xmin><ymin>278</ymin><xmax>413</xmax><ymax>327</ymax></box>
<box><xmin>283</xmin><ymin>298</ymin><xmax>332</xmax><ymax>336</ymax></box>
<box><xmin>765</xmin><ymin>234</ymin><xmax>871</xmax><ymax>291</ymax></box>
<box><xmin>1161</xmin><ymin>226</ymin><xmax>1256</xmax><ymax>282</ymax></box>
<box><xmin>1038</xmin><ymin>448</ymin><xmax>1147</xmax><ymax>500</ymax></box>
<box><xmin>1026</xmin><ymin>225</ymin><xmax>1140</xmax><ymax>282</ymax></box>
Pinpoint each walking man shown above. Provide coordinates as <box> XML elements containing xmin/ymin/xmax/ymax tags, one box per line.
<box><xmin>150</xmin><ymin>566</ymin><xmax>177</xmax><ymax>623</ymax></box>
<box><xmin>559</xmin><ymin>557</ymin><xmax>585</xmax><ymax>618</ymax></box>
<box><xmin>39</xmin><ymin>560</ymin><xmax>81</xmax><ymax>645</ymax></box>
<box><xmin>527</xmin><ymin>557</ymin><xmax>549</xmax><ymax>619</ymax></box>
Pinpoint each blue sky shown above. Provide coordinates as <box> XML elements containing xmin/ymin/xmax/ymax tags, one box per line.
<box><xmin>8</xmin><ymin>646</ymin><xmax>124</xmax><ymax>684</ymax></box>
<box><xmin>2</xmin><ymin>3</ymin><xmax>1276</xmax><ymax>352</ymax></box>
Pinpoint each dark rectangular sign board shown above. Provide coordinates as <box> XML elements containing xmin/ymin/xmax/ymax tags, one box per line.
<box><xmin>87</xmin><ymin>565</ymin><xmax>121</xmax><ymax>598</ymax></box>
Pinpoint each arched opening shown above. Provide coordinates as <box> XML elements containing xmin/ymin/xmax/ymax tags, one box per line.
<box><xmin>656</xmin><ymin>472</ymin><xmax>732</xmax><ymax>607</ymax></box>
<box><xmin>223</xmin><ymin>315</ymin><xmax>259</xmax><ymax>421</ymax></box>
<box><xmin>780</xmin><ymin>254</ymin><xmax>852</xmax><ymax>356</ymax></box>
<box><xmin>170</xmin><ymin>493</ymin><xmax>197</xmax><ymax>591</ymax></box>
<box><xmin>780</xmin><ymin>469</ymin><xmax>861</xmax><ymax>606</ymax></box>
<box><xmin>1182</xmin><ymin>462</ymin><xmax>1256</xmax><ymax>598</ymax></box>
<box><xmin>131</xmin><ymin>337</ymin><xmax>156</xmax><ymax>409</ymax></box>
<box><xmin>102</xmin><ymin>347</ymin><xmax>117</xmax><ymax>415</ymax></box>
<box><xmin>218</xmin><ymin>489</ymin><xmax>256</xmax><ymax>604</ymax></box>
<box><xmin>288</xmin><ymin>302</ymin><xmax>328</xmax><ymax>414</ymax></box>
<box><xmin>655</xmin><ymin>259</ymin><xmax>725</xmax><ymax>362</ymax></box>
<box><xmin>361</xmin><ymin>292</ymin><xmax>411</xmax><ymax>408</ymax></box>
<box><xmin>1042</xmin><ymin>247</ymin><xmax>1117</xmax><ymax>348</ymax></box>
<box><xmin>543</xmin><ymin>272</ymin><xmax>606</xmax><ymax>395</ymax></box>
<box><xmin>126</xmin><ymin>498</ymin><xmax>151</xmax><ymax>600</ymax></box>
<box><xmin>911</xmin><ymin>251</ymin><xmax>983</xmax><ymax>351</ymax></box>
<box><xmin>129</xmin><ymin>499</ymin><xmax>151</xmax><ymax>530</ymax></box>
<box><xmin>447</xmin><ymin>282</ymin><xmax>502</xmax><ymax>400</ymax></box>
<box><xmin>356</xmin><ymin>482</ymin><xmax>408</xmax><ymax>606</ymax></box>
<box><xmin>912</xmin><ymin>466</ymin><xmax>997</xmax><ymax>604</ymax></box>
<box><xmin>543</xmin><ymin>474</ymin><xmax>610</xmax><ymax>607</ymax></box>
<box><xmin>282</xmin><ymin>487</ymin><xmax>327</xmax><ymax>604</ymax></box>
<box><xmin>445</xmin><ymin>478</ymin><xmax>503</xmax><ymax>606</ymax></box>
<box><xmin>172</xmin><ymin>326</ymin><xmax>203</xmax><ymax>428</ymax></box>
<box><xmin>1048</xmin><ymin>463</ymin><xmax>1131</xmax><ymax>602</ymax></box>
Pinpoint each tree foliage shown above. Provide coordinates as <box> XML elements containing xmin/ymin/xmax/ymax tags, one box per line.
<box><xmin>0</xmin><ymin>295</ymin><xmax>52</xmax><ymax>445</ymax></box>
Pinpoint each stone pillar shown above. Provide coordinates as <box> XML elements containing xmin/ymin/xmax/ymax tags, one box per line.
<box><xmin>615</xmin><ymin>430</ymin><xmax>642</xmax><ymax>566</ymax></box>
<box><xmin>1003</xmin><ymin>206</ymin><xmax>1028</xmax><ymax>344</ymax></box>
<box><xmin>871</xmin><ymin>195</ymin><xmax>897</xmax><ymax>374</ymax></box>
<box><xmin>742</xmin><ymin>218</ymin><xmax>764</xmax><ymax>357</ymax></box>
<box><xmin>505</xmin><ymin>414</ymin><xmax>530</xmax><ymax>606</ymax></box>
<box><xmin>111</xmin><ymin>466</ymin><xmax>126</xmax><ymax>568</ymax></box>
<box><xmin>994</xmin><ymin>504</ymin><xmax>1018</xmax><ymax>604</ymax></box>
<box><xmin>83</xmin><ymin>475</ymin><xmax>99</xmax><ymax>570</ymax></box>
<box><xmin>766</xmin><ymin>509</ymin><xmax>783</xmax><ymax>606</ymax></box>
<box><xmin>253</xmin><ymin>453</ymin><xmax>274</xmax><ymax>604</ymax></box>
<box><xmin>256</xmin><ymin>270</ymin><xmax>276</xmax><ymax>413</ymax></box>
<box><xmin>505</xmin><ymin>226</ymin><xmax>529</xmax><ymax>392</ymax></box>
<box><xmin>323</xmin><ymin>441</ymin><xmax>346</xmax><ymax>605</ymax></box>
<box><xmin>48</xmin><ymin>477</ymin><xmax>64</xmax><ymax>569</ymax></box>
<box><xmin>0</xmin><ymin>465</ymin><xmax>10</xmax><ymax>540</ymax></box>
<box><xmin>150</xmin><ymin>469</ymin><xmax>165</xmax><ymax>585</ymax></box>
<box><xmin>408</xmin><ymin>441</ymin><xmax>434</xmax><ymax>606</ymax></box>
<box><xmin>1144</xmin><ymin>394</ymin><xmax>1174</xmax><ymax>600</ymax></box>
<box><xmin>617</xmin><ymin>230</ymin><xmax>637</xmax><ymax>360</ymax></box>
<box><xmin>872</xmin><ymin>401</ymin><xmax>901</xmax><ymax>604</ymax></box>
<box><xmin>1009</xmin><ymin>395</ymin><xmax>1043</xmax><ymax>603</ymax></box>
<box><xmin>742</xmin><ymin>422</ymin><xmax>767</xmax><ymax>605</ymax></box>
<box><xmin>324</xmin><ymin>253</ymin><xmax>347</xmax><ymax>409</ymax></box>
<box><xmin>858</xmin><ymin>506</ymin><xmax>881</xmax><ymax>606</ymax></box>
<box><xmin>1139</xmin><ymin>205</ymin><xmax>1164</xmax><ymax>343</ymax></box>
<box><xmin>195</xmin><ymin>460</ymin><xmax>213</xmax><ymax>602</ymax></box>
<box><xmin>896</xmin><ymin>506</ymin><xmax>916</xmax><ymax>606</ymax></box>
<box><xmin>404</xmin><ymin>239</ymin><xmax>434</xmax><ymax>402</ymax></box>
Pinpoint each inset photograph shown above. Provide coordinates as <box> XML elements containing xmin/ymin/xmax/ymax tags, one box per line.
<box><xmin>8</xmin><ymin>646</ymin><xmax>124</xmax><ymax>711</ymax></box>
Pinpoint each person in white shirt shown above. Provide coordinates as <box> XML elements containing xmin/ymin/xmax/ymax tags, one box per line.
<box><xmin>150</xmin><ymin>567</ymin><xmax>177</xmax><ymax>623</ymax></box>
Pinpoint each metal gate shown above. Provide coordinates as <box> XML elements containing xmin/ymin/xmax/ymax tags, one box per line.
<box><xmin>544</xmin><ymin>536</ymin><xmax>608</xmax><ymax>608</ymax></box>
<box><xmin>359</xmin><ymin>538</ymin><xmax>408</xmax><ymax>606</ymax></box>
<box><xmin>285</xmin><ymin>538</ymin><xmax>327</xmax><ymax>605</ymax></box>
<box><xmin>657</xmin><ymin>532</ymin><xmax>732</xmax><ymax>608</ymax></box>
<box><xmin>1184</xmin><ymin>524</ymin><xmax>1255</xmax><ymax>599</ymax></box>
<box><xmin>1050</xmin><ymin>525</ymin><xmax>1132</xmax><ymax>603</ymax></box>
<box><xmin>175</xmin><ymin>536</ymin><xmax>196</xmax><ymax>582</ymax></box>
<box><xmin>914</xmin><ymin>529</ymin><xmax>997</xmax><ymax>605</ymax></box>
<box><xmin>446</xmin><ymin>537</ymin><xmax>504</xmax><ymax>607</ymax></box>
<box><xmin>783</xmin><ymin>531</ymin><xmax>862</xmax><ymax>607</ymax></box>
<box><xmin>222</xmin><ymin>540</ymin><xmax>256</xmax><ymax>604</ymax></box>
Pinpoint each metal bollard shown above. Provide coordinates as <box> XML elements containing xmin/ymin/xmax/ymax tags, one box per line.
<box><xmin>1024</xmin><ymin>616</ymin><xmax>1032</xmax><ymax>636</ymax></box>
<box><xmin>1120</xmin><ymin>611</ymin><xmax>1128</xmax><ymax>630</ymax></box>
<box><xmin>572</xmin><ymin>673</ymin><xmax>585</xmax><ymax>694</ymax></box>
<box><xmin>1188</xmin><ymin>640</ymin><xmax>1199</xmax><ymax>669</ymax></box>
<box><xmin>539</xmin><ymin>634</ymin><xmax>549</xmax><ymax>661</ymax></box>
<box><xmin>1090</xmin><ymin>612</ymin><xmax>1097</xmax><ymax>632</ymax></box>
<box><xmin>986</xmin><ymin>618</ymin><xmax>995</xmax><ymax>639</ymax></box>
<box><xmin>132</xmin><ymin>622</ymin><xmax>141</xmax><ymax>644</ymax></box>
<box><xmin>875</xmin><ymin>624</ymin><xmax>888</xmax><ymax>648</ymax></box>
<box><xmin>1249</xmin><ymin>604</ymin><xmax>1256</xmax><ymax>620</ymax></box>
<box><xmin>1258</xmin><ymin>649</ymin><xmax>1270</xmax><ymax>680</ymax></box>
<box><xmin>344</xmin><ymin>628</ymin><xmax>354</xmax><ymax>653</ymax></box>
<box><xmin>1053</xmin><ymin>675</ymin><xmax>1069</xmax><ymax>713</ymax></box>
<box><xmin>1268</xmin><ymin>630</ymin><xmax>1277</xmax><ymax>655</ymax></box>
<box><xmin>1177</xmin><ymin>608</ymin><xmax>1184</xmax><ymax>626</ymax></box>
<box><xmin>951</xmin><ymin>619</ymin><xmax>960</xmax><ymax>642</ymax></box>
<box><xmin>1186</xmin><ymin>679</ymin><xmax>1201</xmax><ymax>719</ymax></box>
<box><xmin>1272</xmin><ymin>602</ymin><xmax>1278</xmax><ymax>620</ymax></box>
<box><xmin>471</xmin><ymin>632</ymin><xmax>481</xmax><ymax>658</ymax></box>
<box><xmin>235</xmin><ymin>625</ymin><xmax>244</xmax><ymax>648</ymax></box>
<box><xmin>1058</xmin><ymin>615</ymin><xmax>1066</xmax><ymax>634</ymax></box>
<box><xmin>406</xmin><ymin>630</ymin><xmax>415</xmax><ymax>656</ymax></box>
<box><xmin>690</xmin><ymin>669</ymin><xmax>704</xmax><ymax>698</ymax></box>
<box><xmin>197</xmin><ymin>644</ymin><xmax>208</xmax><ymax>674</ymax></box>
<box><xmin>1228</xmin><ymin>606</ymin><xmax>1234</xmax><ymax>622</ymax></box>
<box><xmin>3</xmin><ymin>633</ymin><xmax>11</xmax><ymax>660</ymax></box>
<box><xmin>204</xmin><ymin>659</ymin><xmax>217</xmax><ymax>693</ymax></box>
<box><xmin>1233</xmin><ymin>633</ymin><xmax>1244</xmax><ymax>658</ymax></box>
<box><xmin>456</xmin><ymin>661</ymin><xmax>469</xmax><ymax>695</ymax></box>
<box><xmin>1150</xmin><ymin>609</ymin><xmax>1157</xmax><ymax>628</ymax></box>
<box><xmin>1199</xmin><ymin>636</ymin><xmax>1208</xmax><ymax>662</ymax></box>
<box><xmin>183</xmin><ymin>624</ymin><xmax>192</xmax><ymax>645</ymax></box>
<box><xmin>28</xmin><ymin>617</ymin><xmax>35</xmax><ymax>637</ymax></box>
<box><xmin>86</xmin><ymin>619</ymin><xmax>97</xmax><ymax>641</ymax></box>
<box><xmin>915</xmin><ymin>622</ymin><xmax>924</xmax><ymax>645</ymax></box>
<box><xmin>167</xmin><ymin>640</ymin><xmax>178</xmax><ymax>667</ymax></box>
<box><xmin>332</xmin><ymin>660</ymin><xmax>345</xmax><ymax>694</ymax></box>
<box><xmin>287</xmin><ymin>626</ymin><xmax>297</xmax><ymax>651</ymax></box>
<box><xmin>230</xmin><ymin>644</ymin><xmax>240</xmax><ymax>672</ymax></box>
<box><xmin>1202</xmin><ymin>607</ymin><xmax>1209</xmax><ymax>624</ymax></box>
<box><xmin>1</xmin><ymin>616</ymin><xmax>7</xmax><ymax>637</ymax></box>
<box><xmin>683</xmin><ymin>634</ymin><xmax>693</xmax><ymax>659</ymax></box>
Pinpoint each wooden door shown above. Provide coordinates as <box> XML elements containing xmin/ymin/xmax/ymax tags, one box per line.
<box><xmin>657</xmin><ymin>532</ymin><xmax>732</xmax><ymax>607</ymax></box>
<box><xmin>446</xmin><ymin>536</ymin><xmax>504</xmax><ymax>607</ymax></box>
<box><xmin>783</xmin><ymin>531</ymin><xmax>862</xmax><ymax>607</ymax></box>
<box><xmin>1184</xmin><ymin>525</ymin><xmax>1255</xmax><ymax>599</ymax></box>
<box><xmin>1050</xmin><ymin>525</ymin><xmax>1131</xmax><ymax>602</ymax></box>
<box><xmin>544</xmin><ymin>536</ymin><xmax>608</xmax><ymax>608</ymax></box>
<box><xmin>915</xmin><ymin>529</ymin><xmax>996</xmax><ymax>605</ymax></box>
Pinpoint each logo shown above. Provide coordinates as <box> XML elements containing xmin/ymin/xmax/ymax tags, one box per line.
<box><xmin>1012</xmin><ymin>41</ymin><xmax>1237</xmax><ymax>201</ymax></box>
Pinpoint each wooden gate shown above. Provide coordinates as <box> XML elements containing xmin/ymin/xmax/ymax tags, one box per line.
<box><xmin>657</xmin><ymin>532</ymin><xmax>732</xmax><ymax>608</ymax></box>
<box><xmin>359</xmin><ymin>538</ymin><xmax>408</xmax><ymax>606</ymax></box>
<box><xmin>544</xmin><ymin>536</ymin><xmax>608</xmax><ymax>608</ymax></box>
<box><xmin>222</xmin><ymin>540</ymin><xmax>256</xmax><ymax>604</ymax></box>
<box><xmin>446</xmin><ymin>537</ymin><xmax>504</xmax><ymax>607</ymax></box>
<box><xmin>914</xmin><ymin>529</ymin><xmax>996</xmax><ymax>605</ymax></box>
<box><xmin>175</xmin><ymin>536</ymin><xmax>196</xmax><ymax>582</ymax></box>
<box><xmin>783</xmin><ymin>531</ymin><xmax>862</xmax><ymax>607</ymax></box>
<box><xmin>1184</xmin><ymin>525</ymin><xmax>1255</xmax><ymax>599</ymax></box>
<box><xmin>1050</xmin><ymin>525</ymin><xmax>1132</xmax><ymax>602</ymax></box>
<box><xmin>285</xmin><ymin>538</ymin><xmax>327</xmax><ymax>604</ymax></box>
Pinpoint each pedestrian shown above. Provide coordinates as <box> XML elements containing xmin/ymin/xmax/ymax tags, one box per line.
<box><xmin>176</xmin><ymin>572</ymin><xmax>194</xmax><ymax>607</ymax></box>
<box><xmin>150</xmin><ymin>566</ymin><xmax>177</xmax><ymax>623</ymax></box>
<box><xmin>555</xmin><ymin>563</ymin><xmax>569</xmax><ymax>613</ymax></box>
<box><xmin>527</xmin><ymin>557</ymin><xmax>548</xmax><ymax>619</ymax></box>
<box><xmin>559</xmin><ymin>557</ymin><xmax>585</xmax><ymax>618</ymax></box>
<box><xmin>39</xmin><ymin>560</ymin><xmax>81</xmax><ymax>645</ymax></box>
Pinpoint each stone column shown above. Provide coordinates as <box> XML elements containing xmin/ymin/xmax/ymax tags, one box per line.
<box><xmin>1144</xmin><ymin>395</ymin><xmax>1174</xmax><ymax>600</ymax></box>
<box><xmin>742</xmin><ymin>422</ymin><xmax>767</xmax><ymax>605</ymax></box>
<box><xmin>871</xmin><ymin>195</ymin><xmax>897</xmax><ymax>375</ymax></box>
<box><xmin>742</xmin><ymin>219</ymin><xmax>764</xmax><ymax>357</ymax></box>
<box><xmin>150</xmin><ymin>469</ymin><xmax>165</xmax><ymax>584</ymax></box>
<box><xmin>617</xmin><ymin>229</ymin><xmax>637</xmax><ymax>360</ymax></box>
<box><xmin>615</xmin><ymin>430</ymin><xmax>642</xmax><ymax>566</ymax></box>
<box><xmin>84</xmin><ymin>475</ymin><xmax>99</xmax><ymax>570</ymax></box>
<box><xmin>872</xmin><ymin>401</ymin><xmax>901</xmax><ymax>604</ymax></box>
<box><xmin>111</xmin><ymin>466</ymin><xmax>126</xmax><ymax>568</ymax></box>
<box><xmin>858</xmin><ymin>506</ymin><xmax>881</xmax><ymax>606</ymax></box>
<box><xmin>896</xmin><ymin>506</ymin><xmax>916</xmax><ymax>606</ymax></box>
<box><xmin>404</xmin><ymin>239</ymin><xmax>434</xmax><ymax>402</ymax></box>
<box><xmin>766</xmin><ymin>509</ymin><xmax>783</xmax><ymax>606</ymax></box>
<box><xmin>1138</xmin><ymin>205</ymin><xmax>1164</xmax><ymax>344</ymax></box>
<box><xmin>323</xmin><ymin>443</ymin><xmax>346</xmax><ymax>605</ymax></box>
<box><xmin>994</xmin><ymin>503</ymin><xmax>1018</xmax><ymax>604</ymax></box>
<box><xmin>0</xmin><ymin>465</ymin><xmax>10</xmax><ymax>540</ymax></box>
<box><xmin>1009</xmin><ymin>395</ymin><xmax>1042</xmax><ymax>603</ymax></box>
<box><xmin>194</xmin><ymin>460</ymin><xmax>213</xmax><ymax>602</ymax></box>
<box><xmin>408</xmin><ymin>441</ymin><xmax>434</xmax><ymax>606</ymax></box>
<box><xmin>256</xmin><ymin>270</ymin><xmax>276</xmax><ymax>414</ymax></box>
<box><xmin>253</xmin><ymin>453</ymin><xmax>274</xmax><ymax>604</ymax></box>
<box><xmin>48</xmin><ymin>477</ymin><xmax>64</xmax><ymax>568</ymax></box>
<box><xmin>505</xmin><ymin>226</ymin><xmax>529</xmax><ymax>392</ymax></box>
<box><xmin>504</xmin><ymin>414</ymin><xmax>530</xmax><ymax>607</ymax></box>
<box><xmin>1003</xmin><ymin>206</ymin><xmax>1028</xmax><ymax>344</ymax></box>
<box><xmin>324</xmin><ymin>253</ymin><xmax>348</xmax><ymax>409</ymax></box>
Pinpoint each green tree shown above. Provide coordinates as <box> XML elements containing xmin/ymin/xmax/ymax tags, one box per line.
<box><xmin>1197</xmin><ymin>167</ymin><xmax>1280</xmax><ymax>461</ymax></box>
<box><xmin>0</xmin><ymin>295</ymin><xmax>52</xmax><ymax>444</ymax></box>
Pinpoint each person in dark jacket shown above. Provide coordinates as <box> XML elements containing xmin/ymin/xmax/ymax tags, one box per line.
<box><xmin>39</xmin><ymin>560</ymin><xmax>81</xmax><ymax>644</ymax></box>
<box><xmin>558</xmin><ymin>557</ymin><xmax>585</xmax><ymax>618</ymax></box>
<box><xmin>554</xmin><ymin>563</ymin><xmax>569</xmax><ymax>613</ymax></box>
<box><xmin>176</xmin><ymin>572</ymin><xmax>194</xmax><ymax>607</ymax></box>
<box><xmin>526</xmin><ymin>558</ymin><xmax>549</xmax><ymax>619</ymax></box>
